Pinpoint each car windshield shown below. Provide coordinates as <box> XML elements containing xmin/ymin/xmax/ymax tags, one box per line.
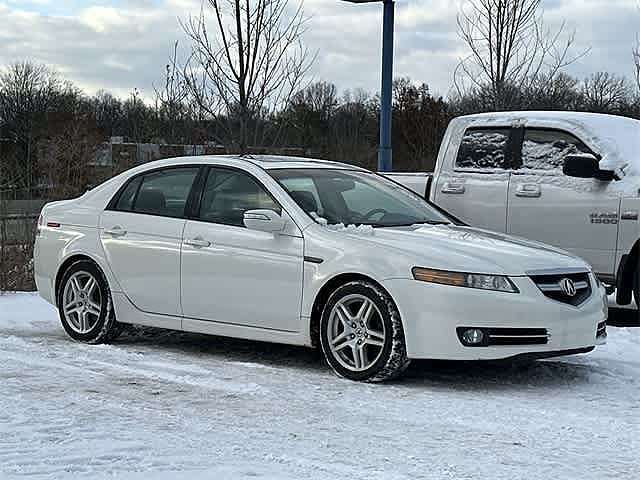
<box><xmin>271</xmin><ymin>168</ymin><xmax>452</xmax><ymax>228</ymax></box>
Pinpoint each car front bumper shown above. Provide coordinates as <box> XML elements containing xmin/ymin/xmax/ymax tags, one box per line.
<box><xmin>383</xmin><ymin>274</ymin><xmax>608</xmax><ymax>361</ymax></box>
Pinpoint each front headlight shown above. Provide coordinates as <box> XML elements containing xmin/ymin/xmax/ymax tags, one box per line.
<box><xmin>412</xmin><ymin>267</ymin><xmax>519</xmax><ymax>293</ymax></box>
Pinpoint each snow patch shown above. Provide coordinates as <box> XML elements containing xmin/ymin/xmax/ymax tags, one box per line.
<box><xmin>324</xmin><ymin>223</ymin><xmax>376</xmax><ymax>236</ymax></box>
<box><xmin>1</xmin><ymin>293</ymin><xmax>639</xmax><ymax>479</ymax></box>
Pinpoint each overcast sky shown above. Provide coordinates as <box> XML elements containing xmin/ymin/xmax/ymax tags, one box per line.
<box><xmin>1</xmin><ymin>0</ymin><xmax>639</xmax><ymax>100</ymax></box>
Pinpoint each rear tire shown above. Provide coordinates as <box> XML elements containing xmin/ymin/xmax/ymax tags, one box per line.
<box><xmin>633</xmin><ymin>263</ymin><xmax>640</xmax><ymax>318</ymax></box>
<box><xmin>57</xmin><ymin>259</ymin><xmax>122</xmax><ymax>344</ymax></box>
<box><xmin>319</xmin><ymin>280</ymin><xmax>410</xmax><ymax>382</ymax></box>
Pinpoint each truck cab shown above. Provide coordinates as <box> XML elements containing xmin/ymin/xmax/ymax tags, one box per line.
<box><xmin>388</xmin><ymin>111</ymin><xmax>640</xmax><ymax>309</ymax></box>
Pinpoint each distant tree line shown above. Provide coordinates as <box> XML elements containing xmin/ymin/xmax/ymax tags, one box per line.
<box><xmin>2</xmin><ymin>63</ymin><xmax>640</xmax><ymax>198</ymax></box>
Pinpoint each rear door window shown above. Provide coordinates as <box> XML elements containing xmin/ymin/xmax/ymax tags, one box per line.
<box><xmin>112</xmin><ymin>167</ymin><xmax>199</xmax><ymax>218</ymax></box>
<box><xmin>455</xmin><ymin>128</ymin><xmax>512</xmax><ymax>169</ymax></box>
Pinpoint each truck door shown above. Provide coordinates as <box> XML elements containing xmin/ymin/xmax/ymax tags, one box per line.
<box><xmin>433</xmin><ymin>126</ymin><xmax>514</xmax><ymax>233</ymax></box>
<box><xmin>507</xmin><ymin>127</ymin><xmax>620</xmax><ymax>276</ymax></box>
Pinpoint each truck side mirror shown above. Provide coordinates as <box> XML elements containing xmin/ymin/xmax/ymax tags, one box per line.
<box><xmin>563</xmin><ymin>154</ymin><xmax>614</xmax><ymax>181</ymax></box>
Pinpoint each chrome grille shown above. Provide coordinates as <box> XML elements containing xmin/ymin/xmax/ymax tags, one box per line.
<box><xmin>456</xmin><ymin>327</ymin><xmax>549</xmax><ymax>346</ymax></box>
<box><xmin>486</xmin><ymin>327</ymin><xmax>549</xmax><ymax>346</ymax></box>
<box><xmin>529</xmin><ymin>271</ymin><xmax>592</xmax><ymax>306</ymax></box>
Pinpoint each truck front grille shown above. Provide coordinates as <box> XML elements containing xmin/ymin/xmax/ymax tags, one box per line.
<box><xmin>529</xmin><ymin>271</ymin><xmax>592</xmax><ymax>307</ymax></box>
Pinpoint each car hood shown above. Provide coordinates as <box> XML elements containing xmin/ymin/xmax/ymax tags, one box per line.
<box><xmin>346</xmin><ymin>224</ymin><xmax>589</xmax><ymax>276</ymax></box>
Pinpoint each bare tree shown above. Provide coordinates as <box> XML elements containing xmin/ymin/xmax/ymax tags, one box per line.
<box><xmin>582</xmin><ymin>72</ymin><xmax>631</xmax><ymax>113</ymax></box>
<box><xmin>633</xmin><ymin>36</ymin><xmax>640</xmax><ymax>94</ymax></box>
<box><xmin>0</xmin><ymin>62</ymin><xmax>61</xmax><ymax>192</ymax></box>
<box><xmin>154</xmin><ymin>41</ymin><xmax>192</xmax><ymax>144</ymax></box>
<box><xmin>455</xmin><ymin>0</ymin><xmax>586</xmax><ymax>109</ymax></box>
<box><xmin>180</xmin><ymin>0</ymin><xmax>315</xmax><ymax>152</ymax></box>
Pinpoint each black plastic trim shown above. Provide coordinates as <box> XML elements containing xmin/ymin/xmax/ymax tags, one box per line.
<box><xmin>509</xmin><ymin>346</ymin><xmax>595</xmax><ymax>361</ymax></box>
<box><xmin>304</xmin><ymin>256</ymin><xmax>324</xmax><ymax>264</ymax></box>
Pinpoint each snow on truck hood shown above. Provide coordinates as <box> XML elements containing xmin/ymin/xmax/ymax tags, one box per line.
<box><xmin>330</xmin><ymin>224</ymin><xmax>589</xmax><ymax>277</ymax></box>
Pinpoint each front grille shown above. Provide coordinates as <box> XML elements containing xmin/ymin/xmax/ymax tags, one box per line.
<box><xmin>597</xmin><ymin>321</ymin><xmax>607</xmax><ymax>339</ymax></box>
<box><xmin>529</xmin><ymin>271</ymin><xmax>592</xmax><ymax>306</ymax></box>
<box><xmin>457</xmin><ymin>327</ymin><xmax>549</xmax><ymax>347</ymax></box>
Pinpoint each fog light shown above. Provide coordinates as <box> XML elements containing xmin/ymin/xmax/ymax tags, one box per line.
<box><xmin>461</xmin><ymin>328</ymin><xmax>485</xmax><ymax>346</ymax></box>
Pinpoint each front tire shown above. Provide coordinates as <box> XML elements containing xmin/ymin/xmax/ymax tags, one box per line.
<box><xmin>57</xmin><ymin>260</ymin><xmax>121</xmax><ymax>344</ymax></box>
<box><xmin>320</xmin><ymin>280</ymin><xmax>410</xmax><ymax>382</ymax></box>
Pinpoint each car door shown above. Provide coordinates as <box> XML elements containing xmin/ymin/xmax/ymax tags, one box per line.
<box><xmin>507</xmin><ymin>127</ymin><xmax>620</xmax><ymax>275</ymax></box>
<box><xmin>180</xmin><ymin>166</ymin><xmax>304</xmax><ymax>332</ymax></box>
<box><xmin>432</xmin><ymin>126</ymin><xmax>514</xmax><ymax>233</ymax></box>
<box><xmin>100</xmin><ymin>166</ymin><xmax>200</xmax><ymax>316</ymax></box>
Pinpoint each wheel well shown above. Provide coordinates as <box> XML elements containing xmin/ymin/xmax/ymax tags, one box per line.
<box><xmin>309</xmin><ymin>273</ymin><xmax>391</xmax><ymax>348</ymax></box>
<box><xmin>54</xmin><ymin>255</ymin><xmax>101</xmax><ymax>305</ymax></box>
<box><xmin>617</xmin><ymin>240</ymin><xmax>640</xmax><ymax>305</ymax></box>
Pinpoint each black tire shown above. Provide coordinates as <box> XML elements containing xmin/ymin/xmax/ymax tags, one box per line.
<box><xmin>319</xmin><ymin>280</ymin><xmax>410</xmax><ymax>382</ymax></box>
<box><xmin>56</xmin><ymin>259</ymin><xmax>122</xmax><ymax>344</ymax></box>
<box><xmin>634</xmin><ymin>268</ymin><xmax>640</xmax><ymax>320</ymax></box>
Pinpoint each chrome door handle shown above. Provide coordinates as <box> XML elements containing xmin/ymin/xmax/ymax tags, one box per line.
<box><xmin>515</xmin><ymin>184</ymin><xmax>542</xmax><ymax>198</ymax></box>
<box><xmin>184</xmin><ymin>237</ymin><xmax>211</xmax><ymax>248</ymax></box>
<box><xmin>105</xmin><ymin>226</ymin><xmax>127</xmax><ymax>237</ymax></box>
<box><xmin>441</xmin><ymin>182</ymin><xmax>465</xmax><ymax>194</ymax></box>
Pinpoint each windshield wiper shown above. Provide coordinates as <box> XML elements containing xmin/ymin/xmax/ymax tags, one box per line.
<box><xmin>410</xmin><ymin>221</ymin><xmax>451</xmax><ymax>226</ymax></box>
<box><xmin>373</xmin><ymin>221</ymin><xmax>451</xmax><ymax>228</ymax></box>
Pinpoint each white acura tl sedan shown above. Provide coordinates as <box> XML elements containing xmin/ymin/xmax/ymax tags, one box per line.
<box><xmin>34</xmin><ymin>155</ymin><xmax>608</xmax><ymax>382</ymax></box>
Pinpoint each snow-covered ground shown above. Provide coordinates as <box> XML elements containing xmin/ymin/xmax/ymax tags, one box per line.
<box><xmin>1</xmin><ymin>293</ymin><xmax>638</xmax><ymax>480</ymax></box>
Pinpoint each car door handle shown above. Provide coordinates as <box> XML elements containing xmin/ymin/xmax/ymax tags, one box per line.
<box><xmin>515</xmin><ymin>184</ymin><xmax>542</xmax><ymax>198</ymax></box>
<box><xmin>104</xmin><ymin>226</ymin><xmax>127</xmax><ymax>237</ymax></box>
<box><xmin>184</xmin><ymin>237</ymin><xmax>212</xmax><ymax>248</ymax></box>
<box><xmin>441</xmin><ymin>182</ymin><xmax>465</xmax><ymax>194</ymax></box>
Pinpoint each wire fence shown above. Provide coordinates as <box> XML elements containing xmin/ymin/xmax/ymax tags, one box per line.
<box><xmin>0</xmin><ymin>213</ymin><xmax>39</xmax><ymax>292</ymax></box>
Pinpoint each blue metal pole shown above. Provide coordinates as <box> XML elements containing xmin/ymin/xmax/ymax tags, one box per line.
<box><xmin>378</xmin><ymin>0</ymin><xmax>394</xmax><ymax>172</ymax></box>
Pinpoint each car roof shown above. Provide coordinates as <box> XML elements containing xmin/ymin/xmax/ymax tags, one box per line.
<box><xmin>125</xmin><ymin>154</ymin><xmax>368</xmax><ymax>172</ymax></box>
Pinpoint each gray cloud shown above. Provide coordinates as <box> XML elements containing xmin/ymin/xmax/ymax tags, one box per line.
<box><xmin>0</xmin><ymin>0</ymin><xmax>638</xmax><ymax>101</ymax></box>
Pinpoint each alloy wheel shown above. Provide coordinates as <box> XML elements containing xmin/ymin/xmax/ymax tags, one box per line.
<box><xmin>326</xmin><ymin>294</ymin><xmax>387</xmax><ymax>372</ymax></box>
<box><xmin>62</xmin><ymin>271</ymin><xmax>103</xmax><ymax>334</ymax></box>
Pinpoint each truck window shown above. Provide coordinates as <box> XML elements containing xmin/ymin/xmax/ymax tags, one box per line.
<box><xmin>521</xmin><ymin>129</ymin><xmax>595</xmax><ymax>171</ymax></box>
<box><xmin>455</xmin><ymin>128</ymin><xmax>511</xmax><ymax>169</ymax></box>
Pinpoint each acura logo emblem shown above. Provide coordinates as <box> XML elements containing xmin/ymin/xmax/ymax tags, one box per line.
<box><xmin>559</xmin><ymin>278</ymin><xmax>577</xmax><ymax>297</ymax></box>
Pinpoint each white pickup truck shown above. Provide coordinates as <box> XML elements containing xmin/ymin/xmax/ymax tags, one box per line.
<box><xmin>386</xmin><ymin>111</ymin><xmax>640</xmax><ymax>311</ymax></box>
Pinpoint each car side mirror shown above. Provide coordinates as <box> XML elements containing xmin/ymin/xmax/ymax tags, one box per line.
<box><xmin>563</xmin><ymin>154</ymin><xmax>614</xmax><ymax>181</ymax></box>
<box><xmin>243</xmin><ymin>209</ymin><xmax>286</xmax><ymax>233</ymax></box>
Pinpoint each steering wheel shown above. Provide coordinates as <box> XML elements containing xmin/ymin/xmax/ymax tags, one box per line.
<box><xmin>363</xmin><ymin>208</ymin><xmax>387</xmax><ymax>221</ymax></box>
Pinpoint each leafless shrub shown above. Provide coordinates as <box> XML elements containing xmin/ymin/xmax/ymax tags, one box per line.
<box><xmin>582</xmin><ymin>72</ymin><xmax>631</xmax><ymax>113</ymax></box>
